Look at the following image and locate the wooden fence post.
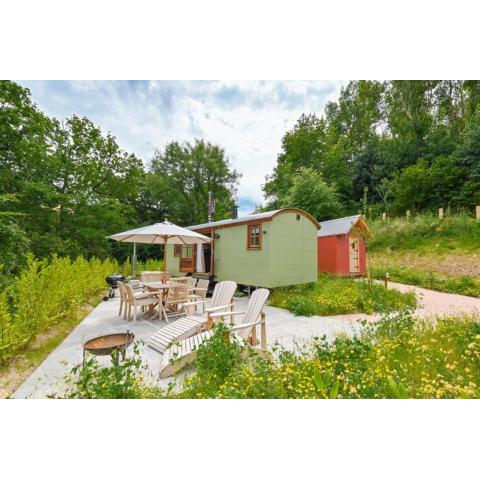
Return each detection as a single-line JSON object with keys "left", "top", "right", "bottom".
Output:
{"left": 384, "top": 272, "right": 389, "bottom": 289}
{"left": 438, "top": 208, "right": 444, "bottom": 219}
{"left": 476, "top": 205, "right": 480, "bottom": 221}
{"left": 382, "top": 212, "right": 387, "bottom": 221}
{"left": 406, "top": 210, "right": 410, "bottom": 218}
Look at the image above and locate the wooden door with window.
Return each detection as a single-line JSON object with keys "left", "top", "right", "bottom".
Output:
{"left": 349, "top": 236, "right": 360, "bottom": 273}
{"left": 179, "top": 245, "right": 195, "bottom": 273}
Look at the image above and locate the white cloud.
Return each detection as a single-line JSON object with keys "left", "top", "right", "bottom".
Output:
{"left": 19, "top": 80, "right": 346, "bottom": 216}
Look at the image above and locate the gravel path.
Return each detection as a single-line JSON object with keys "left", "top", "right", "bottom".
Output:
{"left": 333, "top": 281, "right": 480, "bottom": 322}
{"left": 387, "top": 281, "right": 480, "bottom": 318}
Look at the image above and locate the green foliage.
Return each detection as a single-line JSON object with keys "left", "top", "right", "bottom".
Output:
{"left": 281, "top": 167, "right": 342, "bottom": 220}
{"left": 0, "top": 254, "right": 117, "bottom": 365}
{"left": 64, "top": 342, "right": 162, "bottom": 399}
{"left": 176, "top": 323, "right": 244, "bottom": 398}
{"left": 117, "top": 257, "right": 164, "bottom": 277}
{"left": 369, "top": 212, "right": 480, "bottom": 253}
{"left": 286, "top": 295, "right": 317, "bottom": 316}
{"left": 0, "top": 195, "right": 30, "bottom": 288}
{"left": 176, "top": 311, "right": 480, "bottom": 399}
{"left": 264, "top": 80, "right": 480, "bottom": 215}
{"left": 138, "top": 139, "right": 241, "bottom": 226}
{"left": 60, "top": 311, "right": 480, "bottom": 399}
{"left": 270, "top": 275, "right": 416, "bottom": 316}
{"left": 0, "top": 81, "right": 145, "bottom": 261}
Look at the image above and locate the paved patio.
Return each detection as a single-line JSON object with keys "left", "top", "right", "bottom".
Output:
{"left": 13, "top": 294, "right": 363, "bottom": 398}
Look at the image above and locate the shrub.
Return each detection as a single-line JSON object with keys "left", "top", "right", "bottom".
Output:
{"left": 178, "top": 311, "right": 480, "bottom": 399}
{"left": 118, "top": 257, "right": 164, "bottom": 277}
{"left": 176, "top": 322, "right": 245, "bottom": 398}
{"left": 287, "top": 295, "right": 317, "bottom": 316}
{"left": 59, "top": 311, "right": 480, "bottom": 399}
{"left": 0, "top": 254, "right": 118, "bottom": 365}
{"left": 270, "top": 275, "right": 416, "bottom": 316}
{"left": 63, "top": 342, "right": 162, "bottom": 399}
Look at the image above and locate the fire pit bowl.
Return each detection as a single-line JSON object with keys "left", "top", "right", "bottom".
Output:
{"left": 83, "top": 331, "right": 134, "bottom": 364}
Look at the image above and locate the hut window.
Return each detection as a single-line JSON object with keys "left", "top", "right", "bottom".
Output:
{"left": 247, "top": 223, "right": 261, "bottom": 249}
{"left": 174, "top": 245, "right": 182, "bottom": 257}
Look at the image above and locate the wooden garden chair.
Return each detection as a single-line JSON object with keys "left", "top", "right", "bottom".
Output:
{"left": 188, "top": 279, "right": 209, "bottom": 309}
{"left": 159, "top": 288, "right": 269, "bottom": 378}
{"left": 140, "top": 271, "right": 162, "bottom": 282}
{"left": 147, "top": 280, "right": 237, "bottom": 354}
{"left": 118, "top": 281, "right": 150, "bottom": 319}
{"left": 124, "top": 283, "right": 159, "bottom": 322}
{"left": 161, "top": 281, "right": 190, "bottom": 322}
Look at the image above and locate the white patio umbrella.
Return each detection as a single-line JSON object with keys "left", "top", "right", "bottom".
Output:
{"left": 108, "top": 220, "right": 211, "bottom": 281}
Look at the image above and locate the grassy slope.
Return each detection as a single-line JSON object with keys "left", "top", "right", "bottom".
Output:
{"left": 368, "top": 213, "right": 480, "bottom": 296}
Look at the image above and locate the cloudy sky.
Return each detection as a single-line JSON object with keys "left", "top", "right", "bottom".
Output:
{"left": 20, "top": 80, "right": 345, "bottom": 216}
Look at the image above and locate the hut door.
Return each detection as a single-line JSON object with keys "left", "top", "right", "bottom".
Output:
{"left": 349, "top": 236, "right": 360, "bottom": 273}
{"left": 179, "top": 245, "right": 195, "bottom": 273}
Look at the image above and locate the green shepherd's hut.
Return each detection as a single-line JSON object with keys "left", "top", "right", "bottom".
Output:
{"left": 167, "top": 208, "right": 319, "bottom": 289}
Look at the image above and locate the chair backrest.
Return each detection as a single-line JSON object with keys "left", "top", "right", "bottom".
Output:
{"left": 118, "top": 281, "right": 126, "bottom": 301}
{"left": 196, "top": 279, "right": 209, "bottom": 294}
{"left": 172, "top": 276, "right": 189, "bottom": 284}
{"left": 140, "top": 271, "right": 163, "bottom": 282}
{"left": 186, "top": 277, "right": 198, "bottom": 288}
{"left": 235, "top": 288, "right": 269, "bottom": 339}
{"left": 124, "top": 283, "right": 136, "bottom": 304}
{"left": 167, "top": 281, "right": 189, "bottom": 303}
{"left": 210, "top": 281, "right": 237, "bottom": 308}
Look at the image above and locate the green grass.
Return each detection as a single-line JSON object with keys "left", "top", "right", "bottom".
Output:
{"left": 371, "top": 264, "right": 480, "bottom": 297}
{"left": 369, "top": 212, "right": 480, "bottom": 254}
{"left": 270, "top": 274, "right": 416, "bottom": 316}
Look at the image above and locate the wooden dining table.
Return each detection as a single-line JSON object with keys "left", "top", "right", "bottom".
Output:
{"left": 140, "top": 282, "right": 171, "bottom": 321}
{"left": 141, "top": 281, "right": 171, "bottom": 291}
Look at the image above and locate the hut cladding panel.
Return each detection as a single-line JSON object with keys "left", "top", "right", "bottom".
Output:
{"left": 166, "top": 209, "right": 319, "bottom": 288}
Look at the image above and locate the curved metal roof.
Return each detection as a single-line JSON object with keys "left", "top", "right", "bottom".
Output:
{"left": 188, "top": 208, "right": 319, "bottom": 230}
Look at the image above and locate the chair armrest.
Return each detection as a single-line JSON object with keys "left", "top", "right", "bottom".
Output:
{"left": 184, "top": 300, "right": 208, "bottom": 308}
{"left": 206, "top": 303, "right": 235, "bottom": 314}
{"left": 208, "top": 310, "right": 245, "bottom": 319}
{"left": 230, "top": 320, "right": 262, "bottom": 331}
{"left": 189, "top": 287, "right": 208, "bottom": 293}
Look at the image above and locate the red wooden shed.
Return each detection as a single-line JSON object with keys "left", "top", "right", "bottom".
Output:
{"left": 317, "top": 215, "right": 369, "bottom": 276}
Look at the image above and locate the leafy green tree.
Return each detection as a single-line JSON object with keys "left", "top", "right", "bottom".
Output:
{"left": 455, "top": 110, "right": 480, "bottom": 207}
{"left": 281, "top": 167, "right": 342, "bottom": 221}
{"left": 0, "top": 195, "right": 30, "bottom": 287}
{"left": 140, "top": 139, "right": 241, "bottom": 226}
{"left": 264, "top": 114, "right": 328, "bottom": 206}
{"left": 0, "top": 82, "right": 145, "bottom": 259}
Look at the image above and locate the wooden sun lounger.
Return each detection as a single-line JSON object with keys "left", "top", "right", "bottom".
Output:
{"left": 159, "top": 288, "right": 269, "bottom": 378}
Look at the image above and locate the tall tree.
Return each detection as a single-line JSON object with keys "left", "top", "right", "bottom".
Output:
{"left": 139, "top": 139, "right": 241, "bottom": 226}
{"left": 281, "top": 167, "right": 342, "bottom": 221}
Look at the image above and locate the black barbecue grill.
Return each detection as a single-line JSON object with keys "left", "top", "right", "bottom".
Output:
{"left": 103, "top": 273, "right": 125, "bottom": 301}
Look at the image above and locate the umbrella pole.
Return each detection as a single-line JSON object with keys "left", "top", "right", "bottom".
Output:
{"left": 132, "top": 242, "right": 137, "bottom": 277}
{"left": 163, "top": 236, "right": 167, "bottom": 283}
